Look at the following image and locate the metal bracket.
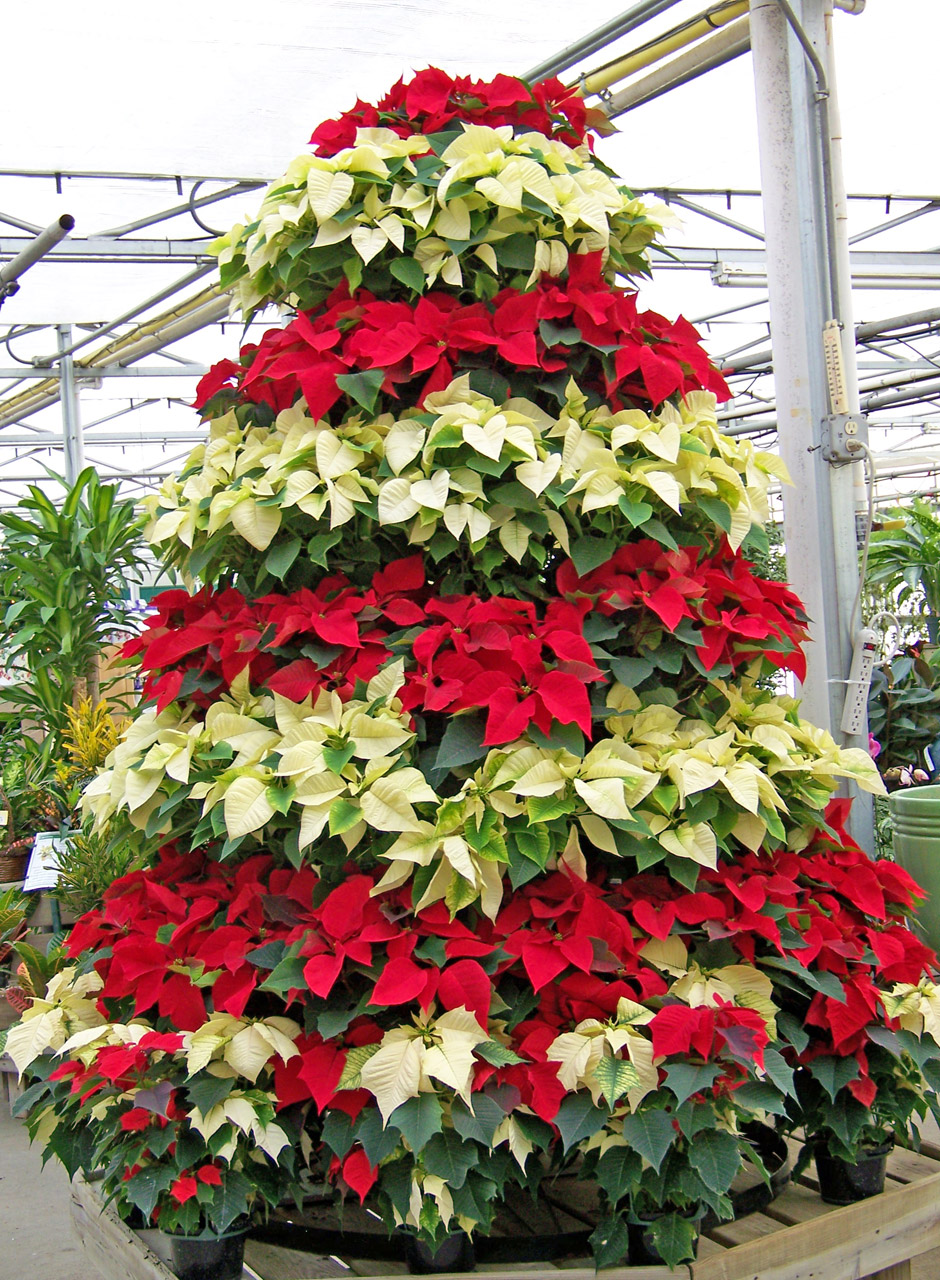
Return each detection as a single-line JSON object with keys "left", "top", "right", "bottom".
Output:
{"left": 822, "top": 411, "right": 869, "bottom": 464}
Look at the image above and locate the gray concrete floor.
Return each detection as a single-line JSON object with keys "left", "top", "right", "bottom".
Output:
{"left": 0, "top": 1103, "right": 88, "bottom": 1279}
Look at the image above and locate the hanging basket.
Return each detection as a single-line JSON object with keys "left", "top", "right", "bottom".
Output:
{"left": 0, "top": 837, "right": 33, "bottom": 884}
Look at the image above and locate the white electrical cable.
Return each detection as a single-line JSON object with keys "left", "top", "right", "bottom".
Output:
{"left": 867, "top": 608, "right": 903, "bottom": 659}
{"left": 847, "top": 439, "right": 876, "bottom": 641}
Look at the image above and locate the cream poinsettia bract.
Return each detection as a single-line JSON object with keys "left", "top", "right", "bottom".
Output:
{"left": 346, "top": 1006, "right": 490, "bottom": 1121}
{"left": 146, "top": 379, "right": 785, "bottom": 579}
{"left": 212, "top": 124, "right": 668, "bottom": 318}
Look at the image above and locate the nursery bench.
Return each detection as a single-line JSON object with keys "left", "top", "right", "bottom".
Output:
{"left": 70, "top": 1141, "right": 940, "bottom": 1280}
{"left": 0, "top": 1051, "right": 21, "bottom": 1115}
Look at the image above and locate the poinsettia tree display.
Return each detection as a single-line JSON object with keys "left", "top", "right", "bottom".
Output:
{"left": 8, "top": 69, "right": 940, "bottom": 1270}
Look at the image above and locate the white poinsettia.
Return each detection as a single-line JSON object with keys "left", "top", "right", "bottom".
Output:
{"left": 85, "top": 658, "right": 437, "bottom": 848}
{"left": 882, "top": 981, "right": 940, "bottom": 1044}
{"left": 395, "top": 1170, "right": 463, "bottom": 1234}
{"left": 146, "top": 373, "right": 775, "bottom": 576}
{"left": 353, "top": 1006, "right": 490, "bottom": 1120}
{"left": 488, "top": 738, "right": 659, "bottom": 824}
{"left": 602, "top": 677, "right": 886, "bottom": 863}
{"left": 546, "top": 998, "right": 658, "bottom": 1111}
{"left": 58, "top": 1019, "right": 158, "bottom": 1064}
{"left": 422, "top": 379, "right": 541, "bottom": 465}
{"left": 183, "top": 1012, "right": 302, "bottom": 1082}
{"left": 213, "top": 118, "right": 669, "bottom": 318}
{"left": 5, "top": 968, "right": 105, "bottom": 1075}
{"left": 371, "top": 786, "right": 507, "bottom": 920}
{"left": 82, "top": 701, "right": 208, "bottom": 830}
{"left": 187, "top": 1090, "right": 292, "bottom": 1161}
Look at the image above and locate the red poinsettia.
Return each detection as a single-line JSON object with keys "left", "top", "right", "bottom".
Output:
{"left": 557, "top": 539, "right": 809, "bottom": 682}
{"left": 309, "top": 69, "right": 591, "bottom": 155}
{"left": 651, "top": 1002, "right": 770, "bottom": 1069}
{"left": 403, "top": 595, "right": 603, "bottom": 744}
{"left": 194, "top": 255, "right": 730, "bottom": 423}
{"left": 125, "top": 565, "right": 608, "bottom": 745}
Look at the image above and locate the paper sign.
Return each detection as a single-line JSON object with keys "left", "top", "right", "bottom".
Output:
{"left": 22, "top": 832, "right": 72, "bottom": 892}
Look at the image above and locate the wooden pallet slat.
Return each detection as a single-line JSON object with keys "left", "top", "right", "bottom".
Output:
{"left": 71, "top": 1173, "right": 178, "bottom": 1280}
{"left": 690, "top": 1170, "right": 940, "bottom": 1280}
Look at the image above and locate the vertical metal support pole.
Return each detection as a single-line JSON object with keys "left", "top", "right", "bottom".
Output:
{"left": 56, "top": 324, "right": 85, "bottom": 485}
{"left": 748, "top": 0, "right": 873, "bottom": 849}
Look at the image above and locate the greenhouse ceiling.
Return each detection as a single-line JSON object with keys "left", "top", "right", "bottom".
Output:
{"left": 0, "top": 0, "right": 938, "bottom": 509}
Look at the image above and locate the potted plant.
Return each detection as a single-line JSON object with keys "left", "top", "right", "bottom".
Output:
{"left": 7, "top": 977, "right": 304, "bottom": 1280}
{"left": 867, "top": 646, "right": 940, "bottom": 782}
{"left": 0, "top": 468, "right": 145, "bottom": 744}
{"left": 568, "top": 991, "right": 781, "bottom": 1269}
{"left": 784, "top": 1007, "right": 940, "bottom": 1205}
{"left": 866, "top": 499, "right": 940, "bottom": 640}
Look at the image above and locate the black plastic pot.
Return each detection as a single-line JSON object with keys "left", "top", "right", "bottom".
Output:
{"left": 814, "top": 1138, "right": 894, "bottom": 1206}
{"left": 401, "top": 1231, "right": 476, "bottom": 1274}
{"left": 627, "top": 1210, "right": 700, "bottom": 1266}
{"left": 169, "top": 1228, "right": 248, "bottom": 1280}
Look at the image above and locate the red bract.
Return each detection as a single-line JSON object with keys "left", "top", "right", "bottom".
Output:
{"left": 301, "top": 875, "right": 401, "bottom": 999}
{"left": 309, "top": 70, "right": 590, "bottom": 155}
{"left": 119, "top": 1107, "right": 154, "bottom": 1131}
{"left": 341, "top": 1147, "right": 379, "bottom": 1201}
{"left": 170, "top": 1174, "right": 199, "bottom": 1204}
{"left": 194, "top": 257, "right": 729, "bottom": 423}
{"left": 404, "top": 595, "right": 602, "bottom": 744}
{"left": 558, "top": 540, "right": 809, "bottom": 682}
{"left": 651, "top": 1002, "right": 769, "bottom": 1069}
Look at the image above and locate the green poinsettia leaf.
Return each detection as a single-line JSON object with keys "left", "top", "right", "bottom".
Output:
{"left": 434, "top": 713, "right": 488, "bottom": 770}
{"left": 264, "top": 536, "right": 302, "bottom": 579}
{"left": 688, "top": 1128, "right": 741, "bottom": 1194}
{"left": 589, "top": 1214, "right": 631, "bottom": 1268}
{"left": 451, "top": 1095, "right": 506, "bottom": 1147}
{"left": 321, "top": 1110, "right": 355, "bottom": 1160}
{"left": 648, "top": 1212, "right": 699, "bottom": 1269}
{"left": 124, "top": 1166, "right": 175, "bottom": 1221}
{"left": 761, "top": 1048, "right": 796, "bottom": 1097}
{"left": 593, "top": 1055, "right": 640, "bottom": 1108}
{"left": 423, "top": 1128, "right": 480, "bottom": 1189}
{"left": 554, "top": 1093, "right": 608, "bottom": 1153}
{"left": 664, "top": 1062, "right": 720, "bottom": 1108}
{"left": 186, "top": 1072, "right": 236, "bottom": 1115}
{"left": 389, "top": 257, "right": 427, "bottom": 293}
{"left": 474, "top": 1040, "right": 524, "bottom": 1067}
{"left": 808, "top": 1054, "right": 859, "bottom": 1102}
{"left": 355, "top": 1107, "right": 403, "bottom": 1165}
{"left": 212, "top": 1169, "right": 255, "bottom": 1234}
{"left": 335, "top": 370, "right": 385, "bottom": 413}
{"left": 570, "top": 535, "right": 617, "bottom": 576}
{"left": 618, "top": 1108, "right": 675, "bottom": 1173}
{"left": 258, "top": 953, "right": 307, "bottom": 995}
{"left": 387, "top": 1094, "right": 443, "bottom": 1154}
{"left": 594, "top": 1145, "right": 642, "bottom": 1205}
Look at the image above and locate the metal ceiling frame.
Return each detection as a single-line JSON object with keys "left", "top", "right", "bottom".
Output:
{"left": 0, "top": 2, "right": 934, "bottom": 499}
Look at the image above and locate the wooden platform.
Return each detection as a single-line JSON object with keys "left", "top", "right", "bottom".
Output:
{"left": 70, "top": 1141, "right": 940, "bottom": 1280}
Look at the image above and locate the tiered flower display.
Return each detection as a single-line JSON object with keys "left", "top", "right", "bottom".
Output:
{"left": 8, "top": 69, "right": 940, "bottom": 1269}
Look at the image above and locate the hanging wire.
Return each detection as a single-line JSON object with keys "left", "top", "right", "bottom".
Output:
{"left": 4, "top": 323, "right": 47, "bottom": 365}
